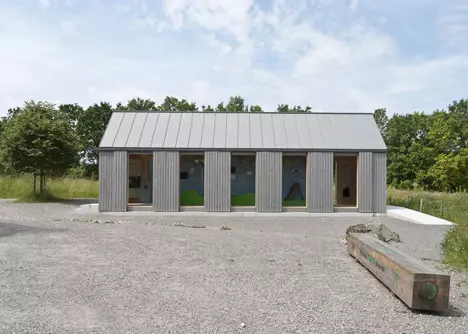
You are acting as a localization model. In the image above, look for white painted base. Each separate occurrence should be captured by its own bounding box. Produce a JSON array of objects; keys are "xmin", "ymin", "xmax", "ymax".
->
[{"xmin": 387, "ymin": 205, "xmax": 454, "ymax": 226}]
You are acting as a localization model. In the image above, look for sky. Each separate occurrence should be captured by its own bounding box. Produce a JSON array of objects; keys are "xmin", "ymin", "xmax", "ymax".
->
[{"xmin": 1, "ymin": 0, "xmax": 468, "ymax": 116}]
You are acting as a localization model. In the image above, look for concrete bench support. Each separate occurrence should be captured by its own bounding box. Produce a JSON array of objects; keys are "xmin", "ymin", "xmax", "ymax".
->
[{"xmin": 347, "ymin": 233, "xmax": 450, "ymax": 312}]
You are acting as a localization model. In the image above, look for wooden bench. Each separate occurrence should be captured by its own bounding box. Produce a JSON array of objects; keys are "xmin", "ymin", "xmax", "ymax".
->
[{"xmin": 347, "ymin": 233, "xmax": 450, "ymax": 312}]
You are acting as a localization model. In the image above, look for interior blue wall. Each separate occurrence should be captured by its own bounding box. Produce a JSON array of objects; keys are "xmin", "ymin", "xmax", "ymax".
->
[
  {"xmin": 180, "ymin": 155, "xmax": 204, "ymax": 195},
  {"xmin": 282, "ymin": 156, "xmax": 306, "ymax": 200},
  {"xmin": 231, "ymin": 155, "xmax": 256, "ymax": 195}
]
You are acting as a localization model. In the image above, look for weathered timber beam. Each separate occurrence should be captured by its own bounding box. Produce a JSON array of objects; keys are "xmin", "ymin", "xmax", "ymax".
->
[{"xmin": 347, "ymin": 232, "xmax": 450, "ymax": 312}]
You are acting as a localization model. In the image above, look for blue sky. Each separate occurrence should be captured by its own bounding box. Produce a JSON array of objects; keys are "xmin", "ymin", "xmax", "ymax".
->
[{"xmin": 1, "ymin": 0, "xmax": 468, "ymax": 116}]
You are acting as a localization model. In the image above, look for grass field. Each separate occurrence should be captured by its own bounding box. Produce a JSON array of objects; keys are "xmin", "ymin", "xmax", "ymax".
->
[
  {"xmin": 0, "ymin": 175, "xmax": 98, "ymax": 201},
  {"xmin": 387, "ymin": 188, "xmax": 468, "ymax": 270}
]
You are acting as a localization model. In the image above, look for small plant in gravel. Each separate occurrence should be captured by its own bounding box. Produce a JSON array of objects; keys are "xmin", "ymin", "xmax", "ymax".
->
[
  {"xmin": 173, "ymin": 222, "xmax": 206, "ymax": 228},
  {"xmin": 220, "ymin": 226, "xmax": 231, "ymax": 231}
]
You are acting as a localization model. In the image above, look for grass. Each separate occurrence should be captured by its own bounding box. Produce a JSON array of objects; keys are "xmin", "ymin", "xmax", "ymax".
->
[
  {"xmin": 231, "ymin": 193, "xmax": 255, "ymax": 206},
  {"xmin": 387, "ymin": 188, "xmax": 468, "ymax": 270},
  {"xmin": 0, "ymin": 175, "xmax": 98, "ymax": 202},
  {"xmin": 179, "ymin": 190, "xmax": 204, "ymax": 206},
  {"xmin": 283, "ymin": 199, "xmax": 306, "ymax": 207}
]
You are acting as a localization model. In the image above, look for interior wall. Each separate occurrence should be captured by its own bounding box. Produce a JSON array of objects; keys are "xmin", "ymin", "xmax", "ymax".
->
[
  {"xmin": 282, "ymin": 155, "xmax": 306, "ymax": 207},
  {"xmin": 128, "ymin": 154, "xmax": 153, "ymax": 204},
  {"xmin": 179, "ymin": 154, "xmax": 205, "ymax": 206},
  {"xmin": 335, "ymin": 155, "xmax": 357, "ymax": 206},
  {"xmin": 231, "ymin": 154, "xmax": 256, "ymax": 206}
]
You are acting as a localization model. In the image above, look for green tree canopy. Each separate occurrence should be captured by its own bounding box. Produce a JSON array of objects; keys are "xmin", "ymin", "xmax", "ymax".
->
[{"xmin": 0, "ymin": 101, "xmax": 79, "ymax": 193}]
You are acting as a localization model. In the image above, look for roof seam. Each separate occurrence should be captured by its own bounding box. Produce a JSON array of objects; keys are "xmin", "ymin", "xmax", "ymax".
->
[
  {"xmin": 149, "ymin": 113, "xmax": 161, "ymax": 147},
  {"xmin": 186, "ymin": 112, "xmax": 194, "ymax": 148},
  {"xmin": 123, "ymin": 113, "xmax": 138, "ymax": 148},
  {"xmin": 136, "ymin": 113, "xmax": 149, "ymax": 147},
  {"xmin": 111, "ymin": 112, "xmax": 126, "ymax": 147}
]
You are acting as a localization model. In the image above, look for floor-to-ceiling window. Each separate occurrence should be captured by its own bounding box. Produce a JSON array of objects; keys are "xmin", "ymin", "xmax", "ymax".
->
[
  {"xmin": 179, "ymin": 153, "xmax": 205, "ymax": 206},
  {"xmin": 128, "ymin": 153, "xmax": 153, "ymax": 205},
  {"xmin": 282, "ymin": 154, "xmax": 307, "ymax": 207},
  {"xmin": 334, "ymin": 154, "xmax": 357, "ymax": 207},
  {"xmin": 231, "ymin": 153, "xmax": 256, "ymax": 206}
]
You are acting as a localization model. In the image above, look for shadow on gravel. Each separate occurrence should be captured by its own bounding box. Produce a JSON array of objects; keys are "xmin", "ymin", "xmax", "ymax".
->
[
  {"xmin": 414, "ymin": 305, "xmax": 466, "ymax": 318},
  {"xmin": 0, "ymin": 222, "xmax": 60, "ymax": 238}
]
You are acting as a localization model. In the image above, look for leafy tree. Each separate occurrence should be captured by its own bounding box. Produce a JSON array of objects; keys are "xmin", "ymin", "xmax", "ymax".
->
[
  {"xmin": 247, "ymin": 105, "xmax": 263, "ymax": 112},
  {"xmin": 202, "ymin": 105, "xmax": 215, "ymax": 112},
  {"xmin": 373, "ymin": 108, "xmax": 388, "ymax": 140},
  {"xmin": 59, "ymin": 103, "xmax": 84, "ymax": 130},
  {"xmin": 215, "ymin": 102, "xmax": 226, "ymax": 112},
  {"xmin": 75, "ymin": 102, "xmax": 113, "ymax": 171},
  {"xmin": 0, "ymin": 101, "xmax": 79, "ymax": 195},
  {"xmin": 226, "ymin": 95, "xmax": 245, "ymax": 112},
  {"xmin": 426, "ymin": 149, "xmax": 468, "ymax": 192},
  {"xmin": 157, "ymin": 96, "xmax": 197, "ymax": 111},
  {"xmin": 277, "ymin": 104, "xmax": 312, "ymax": 113},
  {"xmin": 118, "ymin": 97, "xmax": 157, "ymax": 111}
]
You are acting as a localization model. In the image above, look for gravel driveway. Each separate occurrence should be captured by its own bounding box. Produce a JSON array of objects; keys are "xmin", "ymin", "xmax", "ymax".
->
[{"xmin": 0, "ymin": 200, "xmax": 467, "ymax": 333}]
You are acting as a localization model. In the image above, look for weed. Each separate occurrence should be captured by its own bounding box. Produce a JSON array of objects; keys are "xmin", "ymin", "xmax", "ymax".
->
[{"xmin": 220, "ymin": 226, "xmax": 232, "ymax": 231}]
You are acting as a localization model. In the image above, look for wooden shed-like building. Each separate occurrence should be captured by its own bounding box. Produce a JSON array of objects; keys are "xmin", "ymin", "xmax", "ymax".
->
[{"xmin": 98, "ymin": 111, "xmax": 387, "ymax": 213}]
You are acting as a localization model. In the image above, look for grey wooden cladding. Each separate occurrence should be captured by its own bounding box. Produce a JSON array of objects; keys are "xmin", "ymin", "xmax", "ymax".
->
[
  {"xmin": 99, "ymin": 151, "xmax": 128, "ymax": 212},
  {"xmin": 373, "ymin": 153, "xmax": 387, "ymax": 213},
  {"xmin": 153, "ymin": 151, "xmax": 179, "ymax": 212},
  {"xmin": 358, "ymin": 152, "xmax": 373, "ymax": 213},
  {"xmin": 307, "ymin": 152, "xmax": 333, "ymax": 213},
  {"xmin": 256, "ymin": 152, "xmax": 282, "ymax": 212},
  {"xmin": 205, "ymin": 152, "xmax": 231, "ymax": 212},
  {"xmin": 347, "ymin": 233, "xmax": 450, "ymax": 312}
]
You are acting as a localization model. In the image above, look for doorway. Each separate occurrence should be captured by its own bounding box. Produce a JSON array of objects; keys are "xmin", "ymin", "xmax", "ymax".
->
[
  {"xmin": 128, "ymin": 153, "xmax": 153, "ymax": 205},
  {"xmin": 334, "ymin": 154, "xmax": 357, "ymax": 207}
]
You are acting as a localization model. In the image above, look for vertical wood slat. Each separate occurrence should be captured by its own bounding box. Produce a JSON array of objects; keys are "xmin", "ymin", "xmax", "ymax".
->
[
  {"xmin": 153, "ymin": 151, "xmax": 179, "ymax": 212},
  {"xmin": 205, "ymin": 152, "xmax": 231, "ymax": 212},
  {"xmin": 256, "ymin": 152, "xmax": 282, "ymax": 212},
  {"xmin": 373, "ymin": 152, "xmax": 387, "ymax": 213},
  {"xmin": 358, "ymin": 152, "xmax": 373, "ymax": 213},
  {"xmin": 307, "ymin": 152, "xmax": 333, "ymax": 213},
  {"xmin": 99, "ymin": 151, "xmax": 127, "ymax": 212}
]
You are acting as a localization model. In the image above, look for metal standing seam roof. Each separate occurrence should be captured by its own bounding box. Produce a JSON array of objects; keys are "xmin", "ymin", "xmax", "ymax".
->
[{"xmin": 99, "ymin": 111, "xmax": 387, "ymax": 151}]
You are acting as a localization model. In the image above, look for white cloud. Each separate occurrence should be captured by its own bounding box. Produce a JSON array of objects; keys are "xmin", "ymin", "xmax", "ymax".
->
[
  {"xmin": 39, "ymin": 0, "xmax": 51, "ymax": 9},
  {"xmin": 0, "ymin": 0, "xmax": 467, "ymax": 116}
]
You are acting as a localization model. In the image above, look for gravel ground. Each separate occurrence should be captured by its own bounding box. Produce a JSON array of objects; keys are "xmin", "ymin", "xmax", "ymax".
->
[{"xmin": 0, "ymin": 200, "xmax": 467, "ymax": 334}]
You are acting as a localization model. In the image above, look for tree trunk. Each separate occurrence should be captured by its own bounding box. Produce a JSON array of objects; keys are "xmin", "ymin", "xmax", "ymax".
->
[{"xmin": 33, "ymin": 174, "xmax": 37, "ymax": 194}]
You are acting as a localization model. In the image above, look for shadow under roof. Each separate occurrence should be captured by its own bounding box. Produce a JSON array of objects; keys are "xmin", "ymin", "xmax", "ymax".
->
[{"xmin": 98, "ymin": 111, "xmax": 387, "ymax": 152}]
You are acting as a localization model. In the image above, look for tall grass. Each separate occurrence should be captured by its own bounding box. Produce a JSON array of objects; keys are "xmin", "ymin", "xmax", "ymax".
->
[
  {"xmin": 388, "ymin": 188, "xmax": 468, "ymax": 270},
  {"xmin": 0, "ymin": 175, "xmax": 98, "ymax": 201}
]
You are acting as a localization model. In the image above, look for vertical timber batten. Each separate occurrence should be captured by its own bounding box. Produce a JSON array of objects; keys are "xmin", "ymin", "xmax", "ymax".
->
[
  {"xmin": 99, "ymin": 151, "xmax": 127, "ymax": 212},
  {"xmin": 307, "ymin": 152, "xmax": 333, "ymax": 213},
  {"xmin": 153, "ymin": 151, "xmax": 179, "ymax": 212},
  {"xmin": 98, "ymin": 151, "xmax": 113, "ymax": 212},
  {"xmin": 373, "ymin": 152, "xmax": 387, "ymax": 213},
  {"xmin": 205, "ymin": 151, "xmax": 231, "ymax": 212},
  {"xmin": 256, "ymin": 152, "xmax": 282, "ymax": 212},
  {"xmin": 358, "ymin": 152, "xmax": 373, "ymax": 213}
]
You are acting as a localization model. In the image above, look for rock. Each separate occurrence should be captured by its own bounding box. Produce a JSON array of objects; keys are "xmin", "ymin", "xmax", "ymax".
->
[
  {"xmin": 346, "ymin": 221, "xmax": 401, "ymax": 243},
  {"xmin": 339, "ymin": 239, "xmax": 347, "ymax": 245},
  {"xmin": 240, "ymin": 323, "xmax": 245, "ymax": 329}
]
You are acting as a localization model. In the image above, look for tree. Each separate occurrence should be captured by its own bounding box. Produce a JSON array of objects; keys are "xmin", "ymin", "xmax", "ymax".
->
[
  {"xmin": 277, "ymin": 104, "xmax": 290, "ymax": 113},
  {"xmin": 277, "ymin": 104, "xmax": 312, "ymax": 113},
  {"xmin": 157, "ymin": 96, "xmax": 197, "ymax": 111},
  {"xmin": 373, "ymin": 108, "xmax": 388, "ymax": 140},
  {"xmin": 215, "ymin": 102, "xmax": 226, "ymax": 112},
  {"xmin": 75, "ymin": 102, "xmax": 113, "ymax": 172},
  {"xmin": 118, "ymin": 97, "xmax": 157, "ymax": 111},
  {"xmin": 0, "ymin": 101, "xmax": 79, "ymax": 195},
  {"xmin": 202, "ymin": 105, "xmax": 214, "ymax": 112},
  {"xmin": 226, "ymin": 95, "xmax": 245, "ymax": 112},
  {"xmin": 59, "ymin": 103, "xmax": 84, "ymax": 130}
]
